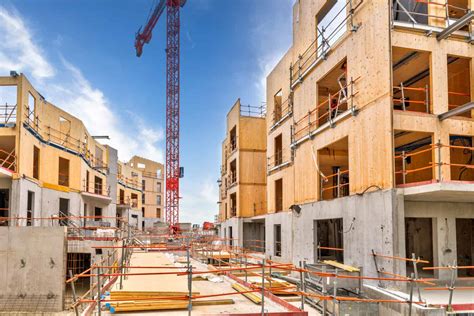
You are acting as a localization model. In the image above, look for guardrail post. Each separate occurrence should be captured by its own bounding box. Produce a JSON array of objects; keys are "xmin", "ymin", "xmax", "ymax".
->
[
  {"xmin": 408, "ymin": 273, "xmax": 414, "ymax": 316},
  {"xmin": 400, "ymin": 82, "xmax": 406, "ymax": 111},
  {"xmin": 261, "ymin": 259, "xmax": 265, "ymax": 315},
  {"xmin": 411, "ymin": 253, "xmax": 422, "ymax": 302},
  {"xmin": 69, "ymin": 270, "xmax": 79, "ymax": 316},
  {"xmin": 299, "ymin": 260, "xmax": 305, "ymax": 310},
  {"xmin": 97, "ymin": 266, "xmax": 101, "ymax": 316},
  {"xmin": 425, "ymin": 84, "xmax": 430, "ymax": 113},
  {"xmin": 447, "ymin": 260, "xmax": 457, "ymax": 312},
  {"xmin": 437, "ymin": 140, "xmax": 442, "ymax": 182},
  {"xmin": 337, "ymin": 168, "xmax": 341, "ymax": 198},
  {"xmin": 402, "ymin": 151, "xmax": 407, "ymax": 184}
]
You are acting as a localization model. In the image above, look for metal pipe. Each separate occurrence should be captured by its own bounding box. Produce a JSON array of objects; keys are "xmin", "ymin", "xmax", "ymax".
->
[
  {"xmin": 69, "ymin": 270, "xmax": 79, "ymax": 316},
  {"xmin": 97, "ymin": 266, "xmax": 101, "ymax": 316},
  {"xmin": 261, "ymin": 259, "xmax": 265, "ymax": 315}
]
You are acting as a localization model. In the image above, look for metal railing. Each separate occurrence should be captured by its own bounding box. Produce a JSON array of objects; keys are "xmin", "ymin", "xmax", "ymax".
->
[
  {"xmin": 240, "ymin": 104, "xmax": 266, "ymax": 118},
  {"xmin": 0, "ymin": 104, "xmax": 17, "ymax": 125},
  {"xmin": 0, "ymin": 148, "xmax": 16, "ymax": 172},
  {"xmin": 290, "ymin": 0, "xmax": 362, "ymax": 86},
  {"xmin": 118, "ymin": 174, "xmax": 142, "ymax": 190},
  {"xmin": 228, "ymin": 172, "xmax": 237, "ymax": 187},
  {"xmin": 320, "ymin": 168, "xmax": 350, "ymax": 200},
  {"xmin": 392, "ymin": 0, "xmax": 470, "ymax": 28},
  {"xmin": 293, "ymin": 77, "xmax": 359, "ymax": 143},
  {"xmin": 395, "ymin": 141, "xmax": 474, "ymax": 185},
  {"xmin": 267, "ymin": 148, "xmax": 292, "ymax": 171},
  {"xmin": 272, "ymin": 96, "xmax": 292, "ymax": 126},
  {"xmin": 83, "ymin": 179, "xmax": 110, "ymax": 196},
  {"xmin": 393, "ymin": 84, "xmax": 430, "ymax": 113}
]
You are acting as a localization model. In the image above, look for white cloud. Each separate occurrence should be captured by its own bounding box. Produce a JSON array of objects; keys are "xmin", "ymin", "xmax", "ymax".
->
[
  {"xmin": 180, "ymin": 176, "xmax": 218, "ymax": 224},
  {"xmin": 0, "ymin": 6, "xmax": 55, "ymax": 80},
  {"xmin": 0, "ymin": 5, "xmax": 164, "ymax": 163}
]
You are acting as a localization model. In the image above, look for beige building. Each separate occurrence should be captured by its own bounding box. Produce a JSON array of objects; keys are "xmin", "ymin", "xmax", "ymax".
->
[
  {"xmin": 218, "ymin": 0, "xmax": 474, "ymax": 281},
  {"xmin": 218, "ymin": 99, "xmax": 267, "ymax": 248},
  {"xmin": 128, "ymin": 155, "xmax": 165, "ymax": 226}
]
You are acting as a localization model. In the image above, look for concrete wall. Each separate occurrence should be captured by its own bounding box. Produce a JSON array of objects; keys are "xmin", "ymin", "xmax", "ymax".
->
[
  {"xmin": 263, "ymin": 189, "xmax": 406, "ymax": 286},
  {"xmin": 219, "ymin": 217, "xmax": 243, "ymax": 248},
  {"xmin": 404, "ymin": 200, "xmax": 474, "ymax": 279},
  {"xmin": 0, "ymin": 227, "xmax": 67, "ymax": 312}
]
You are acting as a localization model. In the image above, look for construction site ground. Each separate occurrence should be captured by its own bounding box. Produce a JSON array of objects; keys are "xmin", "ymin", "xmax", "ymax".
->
[{"xmin": 102, "ymin": 251, "xmax": 320, "ymax": 315}]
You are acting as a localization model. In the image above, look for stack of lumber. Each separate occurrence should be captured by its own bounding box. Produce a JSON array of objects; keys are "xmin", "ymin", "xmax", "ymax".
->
[
  {"xmin": 231, "ymin": 283, "xmax": 262, "ymax": 304},
  {"xmin": 251, "ymin": 280, "xmax": 296, "ymax": 295},
  {"xmin": 106, "ymin": 298, "xmax": 235, "ymax": 313}
]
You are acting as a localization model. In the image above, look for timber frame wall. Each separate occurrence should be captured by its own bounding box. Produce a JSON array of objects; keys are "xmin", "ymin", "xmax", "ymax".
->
[
  {"xmin": 217, "ymin": 0, "xmax": 474, "ymax": 218},
  {"xmin": 218, "ymin": 99, "xmax": 267, "ymax": 221}
]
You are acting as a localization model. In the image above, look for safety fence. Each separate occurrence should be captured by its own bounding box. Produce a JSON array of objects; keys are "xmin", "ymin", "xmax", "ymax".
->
[
  {"xmin": 395, "ymin": 142, "xmax": 474, "ymax": 185},
  {"xmin": 290, "ymin": 0, "xmax": 362, "ymax": 87},
  {"xmin": 0, "ymin": 104, "xmax": 17, "ymax": 125},
  {"xmin": 392, "ymin": 0, "xmax": 470, "ymax": 28},
  {"xmin": 0, "ymin": 148, "xmax": 16, "ymax": 172},
  {"xmin": 82, "ymin": 179, "xmax": 110, "ymax": 197},
  {"xmin": 271, "ymin": 96, "xmax": 292, "ymax": 127},
  {"xmin": 240, "ymin": 104, "xmax": 266, "ymax": 118},
  {"xmin": 293, "ymin": 77, "xmax": 359, "ymax": 144},
  {"xmin": 23, "ymin": 106, "xmax": 108, "ymax": 171},
  {"xmin": 320, "ymin": 168, "xmax": 349, "ymax": 200},
  {"xmin": 267, "ymin": 148, "xmax": 293, "ymax": 172},
  {"xmin": 65, "ymin": 232, "xmax": 470, "ymax": 316}
]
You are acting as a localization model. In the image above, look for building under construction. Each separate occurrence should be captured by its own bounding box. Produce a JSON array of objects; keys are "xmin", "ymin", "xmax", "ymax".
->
[{"xmin": 1, "ymin": 0, "xmax": 474, "ymax": 315}]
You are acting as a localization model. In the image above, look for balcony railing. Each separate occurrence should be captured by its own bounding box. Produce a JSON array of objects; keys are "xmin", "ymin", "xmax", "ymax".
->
[
  {"xmin": 393, "ymin": 84, "xmax": 430, "ymax": 113},
  {"xmin": 320, "ymin": 168, "xmax": 350, "ymax": 200},
  {"xmin": 240, "ymin": 104, "xmax": 266, "ymax": 118},
  {"xmin": 83, "ymin": 179, "xmax": 110, "ymax": 196},
  {"xmin": 267, "ymin": 148, "xmax": 292, "ymax": 172},
  {"xmin": 228, "ymin": 172, "xmax": 237, "ymax": 187},
  {"xmin": 118, "ymin": 174, "xmax": 142, "ymax": 190},
  {"xmin": 0, "ymin": 104, "xmax": 17, "ymax": 126},
  {"xmin": 271, "ymin": 97, "xmax": 292, "ymax": 127},
  {"xmin": 290, "ymin": 0, "xmax": 362, "ymax": 87},
  {"xmin": 293, "ymin": 77, "xmax": 359, "ymax": 144},
  {"xmin": 0, "ymin": 148, "xmax": 16, "ymax": 173},
  {"xmin": 393, "ymin": 141, "xmax": 474, "ymax": 186},
  {"xmin": 392, "ymin": 0, "xmax": 471, "ymax": 31}
]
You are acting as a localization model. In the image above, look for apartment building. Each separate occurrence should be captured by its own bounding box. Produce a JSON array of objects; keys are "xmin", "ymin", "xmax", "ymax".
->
[
  {"xmin": 0, "ymin": 73, "xmax": 164, "ymax": 284},
  {"xmin": 218, "ymin": 0, "xmax": 474, "ymax": 281},
  {"xmin": 128, "ymin": 155, "xmax": 165, "ymax": 227},
  {"xmin": 218, "ymin": 99, "xmax": 267, "ymax": 250}
]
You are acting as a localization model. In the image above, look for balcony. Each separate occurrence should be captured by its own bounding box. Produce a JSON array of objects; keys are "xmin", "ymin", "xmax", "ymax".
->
[
  {"xmin": 392, "ymin": 0, "xmax": 473, "ymax": 40},
  {"xmin": 0, "ymin": 104, "xmax": 17, "ymax": 127},
  {"xmin": 270, "ymin": 96, "xmax": 292, "ymax": 131},
  {"xmin": 228, "ymin": 172, "xmax": 237, "ymax": 188},
  {"xmin": 293, "ymin": 77, "xmax": 359, "ymax": 145},
  {"xmin": 267, "ymin": 148, "xmax": 292, "ymax": 173}
]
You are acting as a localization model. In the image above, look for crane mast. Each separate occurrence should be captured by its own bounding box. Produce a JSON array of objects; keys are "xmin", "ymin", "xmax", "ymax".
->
[{"xmin": 135, "ymin": 0, "xmax": 185, "ymax": 228}]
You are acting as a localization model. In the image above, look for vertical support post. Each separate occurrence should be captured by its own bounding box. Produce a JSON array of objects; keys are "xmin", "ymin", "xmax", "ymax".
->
[
  {"xmin": 401, "ymin": 82, "xmax": 406, "ymax": 111},
  {"xmin": 244, "ymin": 250, "xmax": 248, "ymax": 283},
  {"xmin": 447, "ymin": 260, "xmax": 457, "ymax": 312},
  {"xmin": 425, "ymin": 84, "xmax": 430, "ymax": 113},
  {"xmin": 269, "ymin": 255, "xmax": 272, "ymax": 289},
  {"xmin": 186, "ymin": 237, "xmax": 192, "ymax": 316},
  {"xmin": 97, "ymin": 266, "xmax": 101, "ymax": 316},
  {"xmin": 322, "ymin": 265, "xmax": 327, "ymax": 316},
  {"xmin": 371, "ymin": 250, "xmax": 383, "ymax": 288},
  {"xmin": 411, "ymin": 253, "xmax": 422, "ymax": 302},
  {"xmin": 69, "ymin": 270, "xmax": 79, "ymax": 316},
  {"xmin": 402, "ymin": 151, "xmax": 407, "ymax": 185},
  {"xmin": 299, "ymin": 261, "xmax": 305, "ymax": 310},
  {"xmin": 320, "ymin": 177, "xmax": 324, "ymax": 201},
  {"xmin": 317, "ymin": 242, "xmax": 321, "ymax": 263},
  {"xmin": 408, "ymin": 273, "xmax": 414, "ymax": 316},
  {"xmin": 119, "ymin": 239, "xmax": 125, "ymax": 289},
  {"xmin": 333, "ymin": 268, "xmax": 338, "ymax": 308},
  {"xmin": 336, "ymin": 168, "xmax": 341, "ymax": 198},
  {"xmin": 261, "ymin": 259, "xmax": 265, "ymax": 315},
  {"xmin": 437, "ymin": 139, "xmax": 442, "ymax": 182}
]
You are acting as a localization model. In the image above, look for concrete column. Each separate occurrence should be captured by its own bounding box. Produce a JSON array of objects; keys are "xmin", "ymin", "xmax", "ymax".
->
[{"xmin": 433, "ymin": 216, "xmax": 457, "ymax": 279}]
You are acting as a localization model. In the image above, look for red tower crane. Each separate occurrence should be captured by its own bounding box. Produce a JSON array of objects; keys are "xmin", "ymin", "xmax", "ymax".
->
[{"xmin": 135, "ymin": 0, "xmax": 186, "ymax": 229}]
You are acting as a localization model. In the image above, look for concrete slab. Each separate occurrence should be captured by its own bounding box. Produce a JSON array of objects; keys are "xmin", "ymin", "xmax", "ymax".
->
[{"xmin": 402, "ymin": 182, "xmax": 474, "ymax": 202}]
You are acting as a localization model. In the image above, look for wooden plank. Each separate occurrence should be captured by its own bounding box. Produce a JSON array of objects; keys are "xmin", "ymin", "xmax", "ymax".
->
[
  {"xmin": 323, "ymin": 260, "xmax": 360, "ymax": 272},
  {"xmin": 231, "ymin": 283, "xmax": 262, "ymax": 305}
]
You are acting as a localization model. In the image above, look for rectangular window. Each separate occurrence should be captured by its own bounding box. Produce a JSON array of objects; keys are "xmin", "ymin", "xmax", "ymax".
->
[
  {"xmin": 27, "ymin": 191, "xmax": 34, "ymax": 226},
  {"xmin": 229, "ymin": 226, "xmax": 233, "ymax": 246},
  {"xmin": 59, "ymin": 198, "xmax": 69, "ymax": 226},
  {"xmin": 94, "ymin": 207, "xmax": 102, "ymax": 221},
  {"xmin": 142, "ymin": 207, "xmax": 145, "ymax": 217},
  {"xmin": 274, "ymin": 134, "xmax": 283, "ymax": 166},
  {"xmin": 119, "ymin": 189, "xmax": 125, "ymax": 204},
  {"xmin": 58, "ymin": 157, "xmax": 69, "ymax": 186},
  {"xmin": 315, "ymin": 218, "xmax": 343, "ymax": 262},
  {"xmin": 157, "ymin": 182, "xmax": 162, "ymax": 192},
  {"xmin": 33, "ymin": 146, "xmax": 40, "ymax": 180},
  {"xmin": 142, "ymin": 193, "xmax": 145, "ymax": 204},
  {"xmin": 131, "ymin": 193, "xmax": 138, "ymax": 208},
  {"xmin": 274, "ymin": 224, "xmax": 282, "ymax": 257},
  {"xmin": 86, "ymin": 170, "xmax": 90, "ymax": 192},
  {"xmin": 275, "ymin": 179, "xmax": 283, "ymax": 212},
  {"xmin": 142, "ymin": 179, "xmax": 146, "ymax": 190},
  {"xmin": 94, "ymin": 176, "xmax": 103, "ymax": 195},
  {"xmin": 273, "ymin": 89, "xmax": 283, "ymax": 123},
  {"xmin": 156, "ymin": 208, "xmax": 161, "ymax": 218},
  {"xmin": 156, "ymin": 195, "xmax": 161, "ymax": 206}
]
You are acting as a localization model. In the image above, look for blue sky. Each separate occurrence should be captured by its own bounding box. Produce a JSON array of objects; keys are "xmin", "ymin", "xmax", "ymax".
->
[{"xmin": 0, "ymin": 0, "xmax": 294, "ymax": 224}]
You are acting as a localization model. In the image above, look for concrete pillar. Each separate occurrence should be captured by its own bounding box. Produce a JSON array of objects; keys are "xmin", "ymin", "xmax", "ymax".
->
[{"xmin": 433, "ymin": 216, "xmax": 457, "ymax": 279}]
